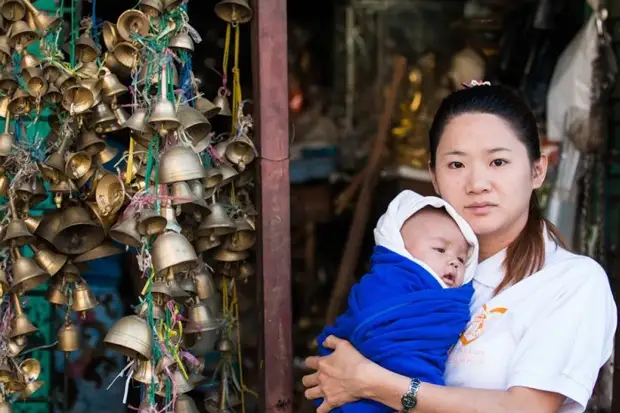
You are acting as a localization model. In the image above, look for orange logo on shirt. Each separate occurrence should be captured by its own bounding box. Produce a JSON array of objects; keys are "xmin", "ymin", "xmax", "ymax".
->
[{"xmin": 459, "ymin": 304, "xmax": 507, "ymax": 346}]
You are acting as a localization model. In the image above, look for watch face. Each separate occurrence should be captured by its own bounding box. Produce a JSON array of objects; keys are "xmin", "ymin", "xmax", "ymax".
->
[{"xmin": 402, "ymin": 394, "xmax": 417, "ymax": 409}]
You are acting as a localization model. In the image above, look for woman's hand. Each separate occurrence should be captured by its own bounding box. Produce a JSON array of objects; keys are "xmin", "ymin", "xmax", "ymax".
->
[{"xmin": 302, "ymin": 335, "xmax": 375, "ymax": 413}]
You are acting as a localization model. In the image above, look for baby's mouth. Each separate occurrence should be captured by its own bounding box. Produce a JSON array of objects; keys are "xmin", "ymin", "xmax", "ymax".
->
[{"xmin": 441, "ymin": 273, "xmax": 455, "ymax": 287}]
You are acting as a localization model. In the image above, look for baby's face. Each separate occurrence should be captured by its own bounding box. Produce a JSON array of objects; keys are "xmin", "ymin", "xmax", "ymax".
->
[{"xmin": 400, "ymin": 209, "xmax": 469, "ymax": 287}]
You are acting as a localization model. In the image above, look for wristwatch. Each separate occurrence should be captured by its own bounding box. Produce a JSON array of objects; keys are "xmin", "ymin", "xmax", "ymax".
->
[{"xmin": 400, "ymin": 378, "xmax": 421, "ymax": 412}]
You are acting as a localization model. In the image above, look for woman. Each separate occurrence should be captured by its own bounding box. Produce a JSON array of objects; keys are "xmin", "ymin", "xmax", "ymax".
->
[{"xmin": 302, "ymin": 84, "xmax": 617, "ymax": 413}]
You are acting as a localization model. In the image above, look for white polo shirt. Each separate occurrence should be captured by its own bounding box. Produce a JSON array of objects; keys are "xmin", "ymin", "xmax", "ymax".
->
[{"xmin": 444, "ymin": 230, "xmax": 617, "ymax": 412}]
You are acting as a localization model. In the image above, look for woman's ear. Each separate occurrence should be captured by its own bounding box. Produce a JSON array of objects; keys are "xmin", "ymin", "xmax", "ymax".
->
[
  {"xmin": 532, "ymin": 154, "xmax": 548, "ymax": 190},
  {"xmin": 428, "ymin": 162, "xmax": 440, "ymax": 196}
]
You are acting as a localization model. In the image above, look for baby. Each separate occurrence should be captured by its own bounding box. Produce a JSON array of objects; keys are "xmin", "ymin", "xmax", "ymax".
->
[{"xmin": 316, "ymin": 190, "xmax": 478, "ymax": 413}]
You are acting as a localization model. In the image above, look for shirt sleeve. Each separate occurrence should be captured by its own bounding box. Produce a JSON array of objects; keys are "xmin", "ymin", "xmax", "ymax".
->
[{"xmin": 506, "ymin": 259, "xmax": 617, "ymax": 409}]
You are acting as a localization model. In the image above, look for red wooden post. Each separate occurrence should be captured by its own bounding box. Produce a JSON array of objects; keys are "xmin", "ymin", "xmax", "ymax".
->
[{"xmin": 251, "ymin": 0, "xmax": 292, "ymax": 412}]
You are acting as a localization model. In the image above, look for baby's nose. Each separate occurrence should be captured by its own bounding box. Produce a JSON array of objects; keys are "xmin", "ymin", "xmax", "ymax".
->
[{"xmin": 448, "ymin": 259, "xmax": 460, "ymax": 269}]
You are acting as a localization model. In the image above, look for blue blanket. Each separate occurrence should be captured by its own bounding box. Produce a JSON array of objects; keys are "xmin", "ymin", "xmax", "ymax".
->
[{"xmin": 316, "ymin": 246, "xmax": 474, "ymax": 412}]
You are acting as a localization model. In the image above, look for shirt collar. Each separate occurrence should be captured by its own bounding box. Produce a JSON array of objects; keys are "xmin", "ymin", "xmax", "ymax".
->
[{"xmin": 473, "ymin": 226, "xmax": 560, "ymax": 289}]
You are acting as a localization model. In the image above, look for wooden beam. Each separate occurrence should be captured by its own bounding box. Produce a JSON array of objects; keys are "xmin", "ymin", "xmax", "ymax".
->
[{"xmin": 251, "ymin": 0, "xmax": 293, "ymax": 412}]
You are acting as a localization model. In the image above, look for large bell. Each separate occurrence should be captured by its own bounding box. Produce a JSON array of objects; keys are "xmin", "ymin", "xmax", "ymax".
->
[
  {"xmin": 148, "ymin": 99, "xmax": 180, "ymax": 135},
  {"xmin": 30, "ymin": 244, "xmax": 67, "ymax": 276},
  {"xmin": 1, "ymin": 0, "xmax": 25, "ymax": 21},
  {"xmin": 75, "ymin": 32, "xmax": 99, "ymax": 63},
  {"xmin": 151, "ymin": 231, "xmax": 197, "ymax": 274},
  {"xmin": 95, "ymin": 173, "xmax": 125, "ymax": 216},
  {"xmin": 72, "ymin": 283, "xmax": 99, "ymax": 312},
  {"xmin": 9, "ymin": 294, "xmax": 38, "ymax": 338},
  {"xmin": 177, "ymin": 104, "xmax": 211, "ymax": 144},
  {"xmin": 197, "ymin": 203, "xmax": 235, "ymax": 237},
  {"xmin": 10, "ymin": 252, "xmax": 49, "ymax": 295},
  {"xmin": 116, "ymin": 9, "xmax": 149, "ymax": 41},
  {"xmin": 158, "ymin": 146, "xmax": 206, "ymax": 184},
  {"xmin": 104, "ymin": 315, "xmax": 153, "ymax": 359},
  {"xmin": 53, "ymin": 205, "xmax": 106, "ymax": 255},
  {"xmin": 57, "ymin": 322, "xmax": 80, "ymax": 352},
  {"xmin": 214, "ymin": 0, "xmax": 253, "ymax": 24},
  {"xmin": 109, "ymin": 214, "xmax": 141, "ymax": 248},
  {"xmin": 8, "ymin": 20, "xmax": 38, "ymax": 50}
]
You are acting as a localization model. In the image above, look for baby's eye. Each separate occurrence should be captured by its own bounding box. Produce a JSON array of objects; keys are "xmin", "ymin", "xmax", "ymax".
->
[
  {"xmin": 434, "ymin": 248, "xmax": 445, "ymax": 253},
  {"xmin": 458, "ymin": 257, "xmax": 465, "ymax": 264}
]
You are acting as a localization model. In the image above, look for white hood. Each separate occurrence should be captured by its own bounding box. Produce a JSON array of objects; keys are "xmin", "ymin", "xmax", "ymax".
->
[{"xmin": 374, "ymin": 190, "xmax": 479, "ymax": 288}]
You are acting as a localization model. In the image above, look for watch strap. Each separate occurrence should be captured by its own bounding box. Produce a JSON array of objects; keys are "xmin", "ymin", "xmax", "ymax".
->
[{"xmin": 400, "ymin": 378, "xmax": 421, "ymax": 412}]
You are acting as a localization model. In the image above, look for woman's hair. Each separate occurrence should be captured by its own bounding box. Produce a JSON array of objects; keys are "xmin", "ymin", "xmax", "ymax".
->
[{"xmin": 428, "ymin": 85, "xmax": 567, "ymax": 294}]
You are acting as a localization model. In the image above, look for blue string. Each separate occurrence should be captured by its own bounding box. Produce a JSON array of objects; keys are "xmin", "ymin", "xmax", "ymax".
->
[{"xmin": 179, "ymin": 50, "xmax": 194, "ymax": 106}]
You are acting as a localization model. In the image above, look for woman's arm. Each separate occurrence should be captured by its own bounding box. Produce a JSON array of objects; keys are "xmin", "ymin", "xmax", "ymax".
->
[{"xmin": 303, "ymin": 336, "xmax": 564, "ymax": 413}]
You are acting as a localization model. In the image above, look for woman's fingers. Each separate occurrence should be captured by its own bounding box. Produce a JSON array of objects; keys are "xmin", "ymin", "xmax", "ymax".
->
[
  {"xmin": 305, "ymin": 356, "xmax": 320, "ymax": 370},
  {"xmin": 322, "ymin": 335, "xmax": 343, "ymax": 350},
  {"xmin": 302, "ymin": 371, "xmax": 319, "ymax": 388},
  {"xmin": 304, "ymin": 385, "xmax": 323, "ymax": 400},
  {"xmin": 317, "ymin": 401, "xmax": 332, "ymax": 413}
]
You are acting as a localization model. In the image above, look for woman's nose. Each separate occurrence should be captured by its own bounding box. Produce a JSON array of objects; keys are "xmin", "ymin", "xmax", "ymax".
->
[{"xmin": 465, "ymin": 164, "xmax": 491, "ymax": 194}]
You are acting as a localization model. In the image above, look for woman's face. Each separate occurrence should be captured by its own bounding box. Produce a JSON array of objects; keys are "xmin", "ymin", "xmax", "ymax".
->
[{"xmin": 430, "ymin": 113, "xmax": 547, "ymax": 241}]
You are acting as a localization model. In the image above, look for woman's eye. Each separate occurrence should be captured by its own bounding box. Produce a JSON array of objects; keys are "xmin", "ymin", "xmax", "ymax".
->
[
  {"xmin": 448, "ymin": 161, "xmax": 464, "ymax": 169},
  {"xmin": 434, "ymin": 248, "xmax": 445, "ymax": 253},
  {"xmin": 491, "ymin": 159, "xmax": 508, "ymax": 167}
]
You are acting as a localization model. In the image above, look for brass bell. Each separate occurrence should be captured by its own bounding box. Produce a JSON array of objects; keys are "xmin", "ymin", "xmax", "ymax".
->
[
  {"xmin": 8, "ymin": 20, "xmax": 38, "ymax": 50},
  {"xmin": 10, "ymin": 250, "xmax": 49, "ymax": 295},
  {"xmin": 0, "ymin": 360, "xmax": 15, "ymax": 383},
  {"xmin": 197, "ymin": 203, "xmax": 235, "ymax": 237},
  {"xmin": 137, "ymin": 208, "xmax": 167, "ymax": 236},
  {"xmin": 4, "ymin": 380, "xmax": 25, "ymax": 395},
  {"xmin": 104, "ymin": 315, "xmax": 153, "ymax": 359},
  {"xmin": 42, "ymin": 63, "xmax": 62, "ymax": 83},
  {"xmin": 30, "ymin": 244, "xmax": 67, "ymax": 276},
  {"xmin": 9, "ymin": 294, "xmax": 38, "ymax": 338},
  {"xmin": 224, "ymin": 218, "xmax": 256, "ymax": 251},
  {"xmin": 185, "ymin": 301, "xmax": 219, "ymax": 333},
  {"xmin": 65, "ymin": 151, "xmax": 93, "ymax": 180},
  {"xmin": 112, "ymin": 105, "xmax": 131, "ymax": 127},
  {"xmin": 1, "ymin": 0, "xmax": 25, "ymax": 22},
  {"xmin": 0, "ymin": 175, "xmax": 8, "ymax": 197},
  {"xmin": 73, "ymin": 240, "xmax": 122, "ymax": 263},
  {"xmin": 0, "ymin": 116, "xmax": 14, "ymax": 157},
  {"xmin": 0, "ymin": 38, "xmax": 10, "ymax": 66},
  {"xmin": 213, "ymin": 89, "xmax": 232, "ymax": 116},
  {"xmin": 8, "ymin": 88, "xmax": 32, "ymax": 116},
  {"xmin": 0, "ymin": 267, "xmax": 8, "ymax": 297},
  {"xmin": 46, "ymin": 279, "xmax": 68, "ymax": 305},
  {"xmin": 77, "ymin": 130, "xmax": 106, "ymax": 155},
  {"xmin": 0, "ymin": 73, "xmax": 18, "ymax": 94},
  {"xmin": 213, "ymin": 247, "xmax": 249, "ymax": 262},
  {"xmin": 22, "ymin": 0, "xmax": 61, "ymax": 32},
  {"xmin": 102, "ymin": 21, "xmax": 118, "ymax": 50},
  {"xmin": 23, "ymin": 66, "xmax": 48, "ymax": 98},
  {"xmin": 204, "ymin": 168, "xmax": 223, "ymax": 189},
  {"xmin": 0, "ymin": 400, "xmax": 11, "ymax": 413},
  {"xmin": 62, "ymin": 84, "xmax": 95, "ymax": 114},
  {"xmin": 20, "ymin": 50, "xmax": 39, "ymax": 70},
  {"xmin": 72, "ymin": 282, "xmax": 99, "ymax": 312},
  {"xmin": 169, "ymin": 32, "xmax": 194, "ymax": 51},
  {"xmin": 20, "ymin": 380, "xmax": 43, "ymax": 399},
  {"xmin": 2, "ymin": 219, "xmax": 35, "ymax": 247},
  {"xmin": 75, "ymin": 32, "xmax": 99, "ymax": 63},
  {"xmin": 167, "ymin": 274, "xmax": 190, "ymax": 300},
  {"xmin": 53, "ymin": 205, "xmax": 106, "ymax": 255},
  {"xmin": 60, "ymin": 262, "xmax": 82, "ymax": 284},
  {"xmin": 57, "ymin": 322, "xmax": 80, "ymax": 352},
  {"xmin": 225, "ymin": 134, "xmax": 256, "ymax": 171},
  {"xmin": 55, "ymin": 73, "xmax": 77, "ymax": 93},
  {"xmin": 135, "ymin": 301, "xmax": 165, "ymax": 320},
  {"xmin": 95, "ymin": 144, "xmax": 119, "ymax": 165},
  {"xmin": 124, "ymin": 108, "xmax": 154, "ymax": 142},
  {"xmin": 163, "ymin": 0, "xmax": 183, "ymax": 10},
  {"xmin": 132, "ymin": 359, "xmax": 154, "ymax": 384},
  {"xmin": 218, "ymin": 164, "xmax": 239, "ymax": 186},
  {"xmin": 195, "ymin": 96, "xmax": 221, "ymax": 118},
  {"xmin": 195, "ymin": 236, "xmax": 221, "ymax": 253},
  {"xmin": 175, "ymin": 394, "xmax": 200, "ymax": 413},
  {"xmin": 194, "ymin": 269, "xmax": 217, "ymax": 300},
  {"xmin": 214, "ymin": 0, "xmax": 253, "ymax": 24},
  {"xmin": 160, "ymin": 203, "xmax": 181, "ymax": 233},
  {"xmin": 170, "ymin": 181, "xmax": 209, "ymax": 210},
  {"xmin": 179, "ymin": 274, "xmax": 197, "ymax": 294},
  {"xmin": 151, "ymin": 231, "xmax": 197, "ymax": 274},
  {"xmin": 23, "ymin": 214, "xmax": 43, "ymax": 234},
  {"xmin": 148, "ymin": 99, "xmax": 181, "ymax": 135},
  {"xmin": 158, "ymin": 146, "xmax": 206, "ymax": 184},
  {"xmin": 109, "ymin": 214, "xmax": 141, "ymax": 248},
  {"xmin": 19, "ymin": 358, "xmax": 40, "ymax": 382},
  {"xmin": 116, "ymin": 9, "xmax": 149, "ymax": 41},
  {"xmin": 101, "ymin": 71, "xmax": 128, "ymax": 99},
  {"xmin": 91, "ymin": 102, "xmax": 119, "ymax": 133},
  {"xmin": 95, "ymin": 173, "xmax": 125, "ymax": 216},
  {"xmin": 156, "ymin": 369, "xmax": 195, "ymax": 396},
  {"xmin": 177, "ymin": 104, "xmax": 211, "ymax": 144},
  {"xmin": 44, "ymin": 84, "xmax": 62, "ymax": 105},
  {"xmin": 155, "ymin": 355, "xmax": 177, "ymax": 375},
  {"xmin": 139, "ymin": 0, "xmax": 164, "ymax": 16},
  {"xmin": 150, "ymin": 277, "xmax": 172, "ymax": 304}
]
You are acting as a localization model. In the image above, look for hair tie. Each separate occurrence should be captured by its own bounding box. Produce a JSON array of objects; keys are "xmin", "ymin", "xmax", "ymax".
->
[{"xmin": 462, "ymin": 80, "xmax": 491, "ymax": 88}]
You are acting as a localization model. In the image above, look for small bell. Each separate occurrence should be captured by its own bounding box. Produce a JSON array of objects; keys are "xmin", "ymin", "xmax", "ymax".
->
[
  {"xmin": 174, "ymin": 394, "xmax": 200, "ymax": 413},
  {"xmin": 109, "ymin": 214, "xmax": 142, "ymax": 248},
  {"xmin": 73, "ymin": 240, "xmax": 122, "ymax": 263},
  {"xmin": 137, "ymin": 208, "xmax": 167, "ymax": 236},
  {"xmin": 8, "ymin": 20, "xmax": 38, "ymax": 50},
  {"xmin": 57, "ymin": 322, "xmax": 80, "ymax": 352},
  {"xmin": 101, "ymin": 71, "xmax": 128, "ymax": 99},
  {"xmin": 30, "ymin": 244, "xmax": 67, "ymax": 276},
  {"xmin": 10, "ymin": 250, "xmax": 49, "ymax": 295},
  {"xmin": 75, "ymin": 32, "xmax": 99, "ymax": 63},
  {"xmin": 185, "ymin": 301, "xmax": 219, "ymax": 334},
  {"xmin": 76, "ymin": 130, "xmax": 106, "ymax": 155},
  {"xmin": 213, "ymin": 248, "xmax": 249, "ymax": 262},
  {"xmin": 95, "ymin": 173, "xmax": 125, "ymax": 216},
  {"xmin": 214, "ymin": 0, "xmax": 253, "ymax": 24},
  {"xmin": 113, "ymin": 42, "xmax": 139, "ymax": 69},
  {"xmin": 195, "ymin": 96, "xmax": 221, "ymax": 118},
  {"xmin": 2, "ymin": 219, "xmax": 35, "ymax": 247},
  {"xmin": 53, "ymin": 205, "xmax": 106, "ymax": 255},
  {"xmin": 148, "ymin": 99, "xmax": 180, "ymax": 135},
  {"xmin": 139, "ymin": 0, "xmax": 164, "ymax": 17},
  {"xmin": 22, "ymin": 0, "xmax": 62, "ymax": 32},
  {"xmin": 9, "ymin": 294, "xmax": 38, "ymax": 338},
  {"xmin": 225, "ymin": 134, "xmax": 256, "ymax": 171},
  {"xmin": 194, "ymin": 268, "xmax": 217, "ymax": 300},
  {"xmin": 197, "ymin": 203, "xmax": 235, "ymax": 237},
  {"xmin": 116, "ymin": 9, "xmax": 149, "ymax": 41},
  {"xmin": 46, "ymin": 279, "xmax": 68, "ymax": 306},
  {"xmin": 218, "ymin": 164, "xmax": 239, "ymax": 186},
  {"xmin": 71, "ymin": 282, "xmax": 99, "ymax": 313},
  {"xmin": 177, "ymin": 104, "xmax": 211, "ymax": 144},
  {"xmin": 1, "ymin": 0, "xmax": 25, "ymax": 22},
  {"xmin": 132, "ymin": 359, "xmax": 154, "ymax": 384},
  {"xmin": 91, "ymin": 102, "xmax": 119, "ymax": 133},
  {"xmin": 169, "ymin": 32, "xmax": 194, "ymax": 51},
  {"xmin": 62, "ymin": 84, "xmax": 95, "ymax": 114},
  {"xmin": 102, "ymin": 21, "xmax": 118, "ymax": 50},
  {"xmin": 212, "ymin": 89, "xmax": 232, "ymax": 116},
  {"xmin": 151, "ymin": 231, "xmax": 198, "ymax": 274},
  {"xmin": 194, "ymin": 236, "xmax": 221, "ymax": 253},
  {"xmin": 158, "ymin": 145, "xmax": 206, "ymax": 184},
  {"xmin": 18, "ymin": 358, "xmax": 41, "ymax": 382},
  {"xmin": 8, "ymin": 88, "xmax": 32, "ymax": 116}
]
